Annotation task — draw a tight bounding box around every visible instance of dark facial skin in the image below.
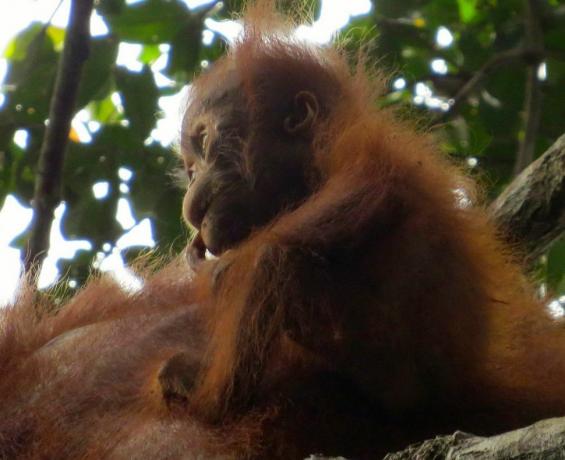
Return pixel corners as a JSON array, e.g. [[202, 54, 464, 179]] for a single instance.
[[181, 66, 320, 267]]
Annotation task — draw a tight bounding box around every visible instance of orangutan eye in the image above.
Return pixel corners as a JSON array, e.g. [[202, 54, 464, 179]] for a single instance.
[[187, 163, 198, 183], [190, 127, 208, 156], [200, 131, 209, 150], [194, 129, 208, 152]]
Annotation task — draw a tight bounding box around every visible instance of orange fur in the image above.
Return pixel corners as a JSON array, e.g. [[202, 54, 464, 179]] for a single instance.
[[1, 4, 564, 459]]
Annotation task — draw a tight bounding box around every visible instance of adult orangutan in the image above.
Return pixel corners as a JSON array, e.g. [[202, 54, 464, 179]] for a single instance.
[[1, 3, 565, 459]]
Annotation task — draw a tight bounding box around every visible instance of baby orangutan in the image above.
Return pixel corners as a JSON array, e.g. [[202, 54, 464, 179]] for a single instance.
[[1, 4, 565, 459]]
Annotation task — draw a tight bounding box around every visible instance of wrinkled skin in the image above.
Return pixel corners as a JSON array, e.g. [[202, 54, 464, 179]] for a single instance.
[[182, 65, 321, 262]]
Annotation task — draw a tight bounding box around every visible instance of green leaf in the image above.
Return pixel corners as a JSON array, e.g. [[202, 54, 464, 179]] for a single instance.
[[63, 194, 121, 247], [139, 44, 161, 64], [46, 26, 66, 51], [89, 96, 123, 124], [548, 241, 565, 293], [3, 22, 44, 60], [3, 24, 58, 123], [76, 37, 119, 108], [96, 0, 125, 16], [167, 20, 203, 78], [457, 0, 478, 23], [423, 0, 460, 28], [95, 124, 142, 152], [128, 144, 180, 214], [105, 0, 190, 44], [115, 66, 159, 140]]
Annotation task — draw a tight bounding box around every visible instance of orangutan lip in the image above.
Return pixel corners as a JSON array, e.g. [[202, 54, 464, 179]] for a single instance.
[[186, 231, 222, 270], [186, 232, 207, 269]]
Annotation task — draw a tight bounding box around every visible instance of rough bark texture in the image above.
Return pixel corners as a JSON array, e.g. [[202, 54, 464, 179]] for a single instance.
[[490, 133, 565, 263], [383, 417, 565, 459], [308, 417, 565, 459]]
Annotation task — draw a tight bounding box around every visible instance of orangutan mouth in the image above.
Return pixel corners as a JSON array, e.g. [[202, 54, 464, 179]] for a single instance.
[[186, 232, 207, 269]]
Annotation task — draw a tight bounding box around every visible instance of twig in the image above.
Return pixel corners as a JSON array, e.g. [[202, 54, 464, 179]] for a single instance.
[[433, 47, 531, 124], [513, 0, 544, 175], [24, 0, 94, 277], [47, 0, 66, 25]]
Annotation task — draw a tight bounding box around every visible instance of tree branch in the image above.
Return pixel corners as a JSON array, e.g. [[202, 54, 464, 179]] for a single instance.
[[24, 0, 94, 277], [490, 133, 565, 263], [433, 47, 535, 124], [383, 417, 565, 459], [514, 66, 543, 175]]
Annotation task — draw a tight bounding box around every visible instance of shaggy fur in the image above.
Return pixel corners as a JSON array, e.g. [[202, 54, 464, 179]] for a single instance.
[[1, 3, 564, 459]]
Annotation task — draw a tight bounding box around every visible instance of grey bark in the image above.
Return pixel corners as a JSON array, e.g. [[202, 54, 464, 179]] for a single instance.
[[384, 417, 565, 459], [307, 417, 565, 459], [490, 133, 565, 263]]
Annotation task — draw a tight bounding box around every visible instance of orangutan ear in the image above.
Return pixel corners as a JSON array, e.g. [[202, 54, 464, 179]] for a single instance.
[[158, 352, 197, 404], [284, 91, 319, 135]]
